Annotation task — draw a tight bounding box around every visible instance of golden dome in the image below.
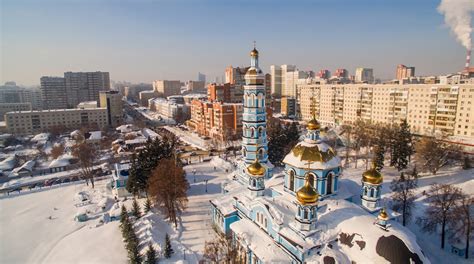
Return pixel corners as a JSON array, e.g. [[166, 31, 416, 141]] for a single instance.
[[362, 162, 383, 184], [247, 158, 265, 177], [290, 144, 336, 163], [296, 177, 319, 205], [378, 208, 389, 221], [307, 117, 321, 130], [250, 48, 259, 57]]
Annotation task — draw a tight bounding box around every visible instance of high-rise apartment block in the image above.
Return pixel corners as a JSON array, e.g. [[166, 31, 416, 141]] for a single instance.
[[152, 80, 181, 97], [0, 103, 32, 121], [355, 68, 374, 83], [396, 65, 415, 80], [64, 71, 110, 107], [40, 72, 110, 109], [225, 66, 248, 86], [280, 97, 296, 117], [270, 64, 296, 96], [99, 90, 123, 127], [40, 76, 68, 109], [186, 80, 206, 92], [298, 83, 474, 140]]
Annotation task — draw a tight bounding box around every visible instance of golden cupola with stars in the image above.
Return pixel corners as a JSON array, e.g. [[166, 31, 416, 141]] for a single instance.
[[362, 161, 383, 184], [247, 158, 266, 177]]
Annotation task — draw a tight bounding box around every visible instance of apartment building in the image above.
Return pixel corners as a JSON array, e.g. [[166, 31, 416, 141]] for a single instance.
[[153, 80, 181, 97], [5, 108, 108, 135], [99, 90, 123, 127], [355, 68, 374, 83], [396, 65, 415, 80], [280, 97, 296, 117], [64, 71, 110, 107], [41, 72, 110, 109], [298, 83, 474, 139], [187, 100, 242, 141], [40, 77, 68, 109], [270, 64, 296, 97], [0, 103, 32, 121], [149, 97, 190, 123]]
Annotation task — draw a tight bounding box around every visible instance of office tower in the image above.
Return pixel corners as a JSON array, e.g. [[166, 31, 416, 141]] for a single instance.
[[355, 68, 374, 83], [284, 70, 308, 98], [396, 65, 415, 79], [40, 77, 68, 109], [198, 72, 206, 83], [99, 90, 123, 127], [152, 80, 181, 97], [64, 71, 110, 108]]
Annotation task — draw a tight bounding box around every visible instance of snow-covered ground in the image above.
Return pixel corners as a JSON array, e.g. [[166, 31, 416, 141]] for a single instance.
[[341, 159, 474, 263], [0, 179, 127, 264]]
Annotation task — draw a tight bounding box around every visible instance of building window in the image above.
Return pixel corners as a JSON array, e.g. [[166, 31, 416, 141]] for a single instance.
[[289, 170, 295, 191]]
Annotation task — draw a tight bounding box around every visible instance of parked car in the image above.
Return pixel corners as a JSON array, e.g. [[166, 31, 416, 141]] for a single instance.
[[71, 176, 80, 182], [44, 177, 59, 186], [28, 183, 37, 190], [62, 178, 71, 183], [7, 187, 21, 194]]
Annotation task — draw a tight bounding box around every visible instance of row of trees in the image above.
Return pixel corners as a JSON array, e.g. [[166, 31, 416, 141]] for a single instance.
[[342, 119, 466, 175], [126, 133, 189, 228], [267, 117, 300, 165], [390, 169, 473, 259]]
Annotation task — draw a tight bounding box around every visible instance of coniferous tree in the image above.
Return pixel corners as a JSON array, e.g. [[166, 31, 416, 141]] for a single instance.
[[144, 197, 152, 213], [132, 198, 141, 218], [164, 233, 174, 259], [390, 171, 417, 226], [283, 122, 300, 154], [127, 229, 141, 264], [394, 120, 413, 171], [127, 134, 179, 194], [267, 117, 286, 165], [416, 183, 463, 249], [144, 243, 157, 264]]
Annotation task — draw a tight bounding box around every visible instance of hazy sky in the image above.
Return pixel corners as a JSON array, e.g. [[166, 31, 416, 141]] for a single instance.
[[1, 0, 472, 86]]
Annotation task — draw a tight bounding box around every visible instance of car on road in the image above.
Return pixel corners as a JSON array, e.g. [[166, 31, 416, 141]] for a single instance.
[[28, 183, 37, 190], [71, 176, 80, 182], [62, 178, 71, 183], [7, 187, 21, 195], [44, 177, 59, 186]]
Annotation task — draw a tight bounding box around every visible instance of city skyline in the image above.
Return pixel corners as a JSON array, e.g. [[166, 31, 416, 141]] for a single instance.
[[2, 0, 472, 86]]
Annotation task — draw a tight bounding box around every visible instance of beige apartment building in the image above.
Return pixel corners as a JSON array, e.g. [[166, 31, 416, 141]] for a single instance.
[[0, 103, 32, 121], [152, 80, 181, 97], [5, 108, 109, 135], [99, 90, 123, 127], [298, 83, 474, 139]]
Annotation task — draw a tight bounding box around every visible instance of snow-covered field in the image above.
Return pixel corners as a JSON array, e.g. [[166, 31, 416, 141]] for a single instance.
[[0, 179, 126, 264]]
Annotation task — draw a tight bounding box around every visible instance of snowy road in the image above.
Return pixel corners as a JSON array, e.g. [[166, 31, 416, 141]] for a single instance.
[[180, 160, 231, 258]]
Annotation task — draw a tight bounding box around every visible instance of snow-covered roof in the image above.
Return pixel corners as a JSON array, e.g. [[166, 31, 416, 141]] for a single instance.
[[49, 153, 74, 168], [125, 137, 147, 146], [12, 160, 35, 173], [0, 155, 17, 171], [231, 218, 288, 263], [282, 139, 341, 170], [31, 133, 50, 142], [87, 131, 102, 141], [70, 130, 82, 138], [141, 128, 160, 140], [116, 124, 138, 133]]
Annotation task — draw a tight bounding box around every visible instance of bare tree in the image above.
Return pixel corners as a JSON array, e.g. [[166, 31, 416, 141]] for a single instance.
[[340, 124, 353, 165], [147, 158, 189, 227], [203, 227, 241, 263], [449, 193, 473, 259], [390, 169, 418, 226], [415, 137, 461, 174], [51, 143, 65, 160], [416, 183, 463, 249], [72, 141, 97, 188]]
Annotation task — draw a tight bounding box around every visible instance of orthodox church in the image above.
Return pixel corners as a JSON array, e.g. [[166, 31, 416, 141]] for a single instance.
[[210, 47, 428, 264]]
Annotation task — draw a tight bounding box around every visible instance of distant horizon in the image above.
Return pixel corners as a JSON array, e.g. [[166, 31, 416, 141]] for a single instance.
[[1, 0, 472, 86]]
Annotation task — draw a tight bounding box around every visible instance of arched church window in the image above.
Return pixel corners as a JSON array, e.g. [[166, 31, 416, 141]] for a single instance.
[[304, 209, 308, 219], [258, 148, 265, 160], [306, 173, 315, 187], [258, 126, 263, 137], [289, 170, 295, 191], [251, 94, 256, 107], [250, 127, 255, 138], [264, 218, 267, 227], [370, 188, 375, 197], [257, 93, 263, 108], [364, 187, 368, 196]]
